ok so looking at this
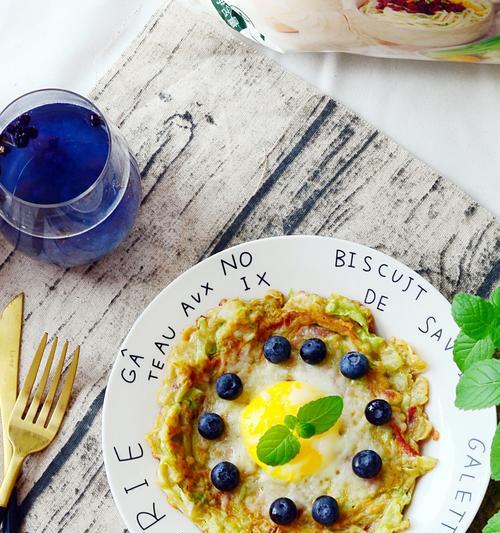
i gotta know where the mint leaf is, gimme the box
[453,332,496,372]
[257,425,300,466]
[492,423,500,481]
[483,510,500,533]
[297,396,343,434]
[297,422,315,438]
[453,332,477,370]
[491,321,500,349]
[452,293,495,340]
[284,415,298,430]
[489,287,500,348]
[455,359,500,410]
[490,286,500,308]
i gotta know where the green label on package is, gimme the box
[211,0,247,32]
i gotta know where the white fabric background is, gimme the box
[1,0,499,216]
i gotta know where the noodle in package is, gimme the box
[191,0,500,62]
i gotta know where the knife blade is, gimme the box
[0,294,23,533]
[0,293,23,473]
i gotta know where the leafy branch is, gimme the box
[256,396,343,466]
[451,286,499,532]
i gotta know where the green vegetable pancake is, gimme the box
[148,290,437,532]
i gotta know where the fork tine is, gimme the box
[13,333,48,417]
[46,346,79,432]
[25,337,58,422]
[37,340,68,427]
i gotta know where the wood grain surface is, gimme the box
[0,0,498,531]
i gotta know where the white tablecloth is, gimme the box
[2,0,499,216]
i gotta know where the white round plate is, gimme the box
[102,236,496,533]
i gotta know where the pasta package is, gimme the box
[190,0,500,62]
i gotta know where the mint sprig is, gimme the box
[256,395,343,467]
[451,291,499,373]
[450,287,499,533]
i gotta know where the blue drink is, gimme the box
[0,90,141,267]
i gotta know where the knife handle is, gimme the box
[4,489,17,533]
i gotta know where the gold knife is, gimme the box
[0,294,23,474]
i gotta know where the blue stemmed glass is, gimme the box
[0,89,141,267]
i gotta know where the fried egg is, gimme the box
[241,381,342,481]
[148,290,437,532]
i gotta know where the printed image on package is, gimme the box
[191,0,500,62]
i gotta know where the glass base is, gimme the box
[0,158,141,268]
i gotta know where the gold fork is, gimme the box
[0,333,79,524]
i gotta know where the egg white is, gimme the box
[205,346,382,518]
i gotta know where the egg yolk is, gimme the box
[240,381,340,481]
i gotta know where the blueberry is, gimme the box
[19,113,31,126]
[14,130,29,148]
[312,495,340,526]
[6,124,16,134]
[300,338,327,365]
[365,399,392,425]
[27,126,38,139]
[210,461,240,491]
[263,335,291,363]
[216,373,243,400]
[198,413,225,440]
[339,351,369,379]
[89,113,102,127]
[352,450,382,479]
[269,498,297,525]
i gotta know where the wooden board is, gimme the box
[0,0,497,530]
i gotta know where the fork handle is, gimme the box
[0,453,23,514]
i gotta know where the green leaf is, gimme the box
[483,510,500,533]
[256,425,301,466]
[491,324,500,349]
[453,332,496,372]
[284,415,298,430]
[297,422,315,439]
[490,287,500,348]
[490,286,500,308]
[492,423,500,481]
[297,396,343,434]
[455,359,500,410]
[452,293,495,340]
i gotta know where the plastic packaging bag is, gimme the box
[191,0,500,62]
